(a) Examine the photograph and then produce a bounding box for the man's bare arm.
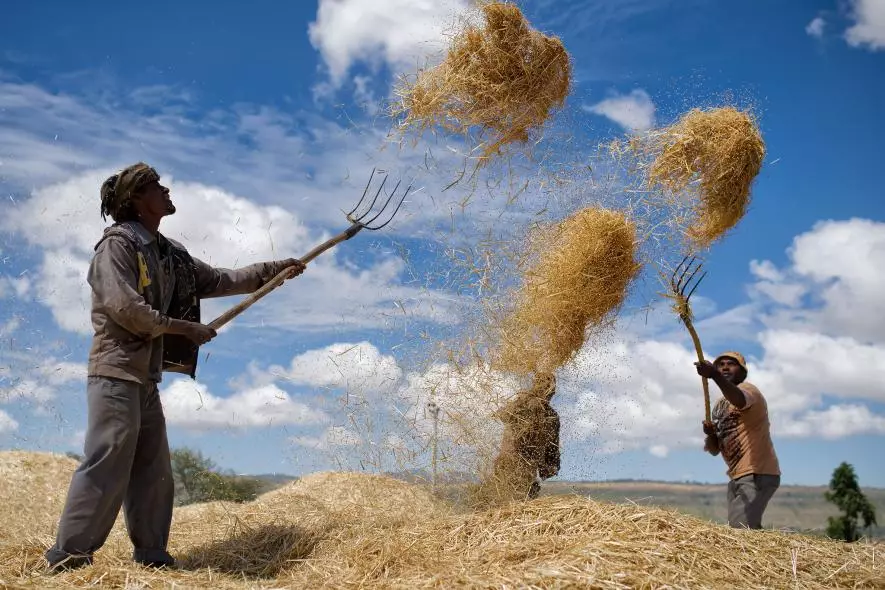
[711,372,747,409]
[704,434,720,456]
[696,360,747,409]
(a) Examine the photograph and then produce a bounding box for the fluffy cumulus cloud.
[161,379,329,431]
[308,0,471,88]
[272,341,403,396]
[583,89,656,132]
[750,217,885,344]
[844,0,885,50]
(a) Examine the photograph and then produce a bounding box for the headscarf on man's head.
[100,162,160,222]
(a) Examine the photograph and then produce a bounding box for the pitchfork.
[664,255,711,422]
[208,168,411,331]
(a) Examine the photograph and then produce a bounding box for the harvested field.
[1,451,882,589]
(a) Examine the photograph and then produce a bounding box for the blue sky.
[1,0,884,488]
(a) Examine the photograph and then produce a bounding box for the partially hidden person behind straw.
[696,351,781,530]
[492,372,561,500]
[45,163,305,572]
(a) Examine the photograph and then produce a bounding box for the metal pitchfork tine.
[208,168,412,331]
[665,255,712,423]
[671,255,707,322]
[345,167,409,230]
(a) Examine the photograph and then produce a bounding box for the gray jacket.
[86,221,289,384]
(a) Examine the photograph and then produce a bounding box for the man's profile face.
[136,180,176,217]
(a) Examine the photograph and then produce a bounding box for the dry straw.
[3,452,882,589]
[391,1,572,165]
[491,206,642,376]
[620,106,766,250]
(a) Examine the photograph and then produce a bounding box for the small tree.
[170,447,262,506]
[824,462,877,542]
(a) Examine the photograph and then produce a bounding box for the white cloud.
[649,445,669,458]
[161,379,329,431]
[758,330,885,404]
[271,341,403,396]
[779,404,885,439]
[806,16,826,39]
[0,356,86,406]
[844,0,885,50]
[752,218,885,344]
[0,409,18,433]
[308,0,471,88]
[584,89,656,132]
[0,276,31,299]
[0,317,21,337]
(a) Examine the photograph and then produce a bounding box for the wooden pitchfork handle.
[681,315,711,423]
[207,222,364,331]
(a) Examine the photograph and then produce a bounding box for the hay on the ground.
[391,1,571,164]
[263,471,446,523]
[0,451,80,542]
[491,206,642,376]
[1,452,882,589]
[622,106,765,249]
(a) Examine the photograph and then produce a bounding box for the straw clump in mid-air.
[2,452,882,589]
[391,1,572,165]
[618,105,766,250]
[491,206,642,377]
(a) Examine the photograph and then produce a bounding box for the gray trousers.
[727,473,780,529]
[45,376,175,566]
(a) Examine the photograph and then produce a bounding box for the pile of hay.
[491,206,642,376]
[392,1,571,164]
[0,451,80,542]
[1,452,882,589]
[621,106,766,249]
[263,471,445,523]
[305,495,884,589]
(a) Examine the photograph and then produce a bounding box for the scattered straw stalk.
[492,206,642,375]
[626,106,765,249]
[392,1,571,164]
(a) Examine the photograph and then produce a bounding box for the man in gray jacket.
[45,162,306,571]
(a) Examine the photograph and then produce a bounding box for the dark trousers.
[45,376,175,566]
[727,473,780,529]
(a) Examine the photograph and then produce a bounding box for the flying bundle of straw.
[630,106,766,249]
[492,207,642,376]
[392,1,571,164]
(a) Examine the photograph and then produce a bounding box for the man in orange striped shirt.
[697,351,781,530]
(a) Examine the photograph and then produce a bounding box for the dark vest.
[95,222,202,378]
